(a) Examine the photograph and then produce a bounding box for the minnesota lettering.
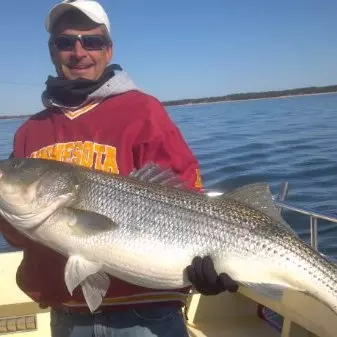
[30,141,119,174]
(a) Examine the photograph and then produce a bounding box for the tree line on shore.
[162,85,337,106]
[1,85,337,119]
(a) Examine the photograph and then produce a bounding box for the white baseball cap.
[46,0,111,35]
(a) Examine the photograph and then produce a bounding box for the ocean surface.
[1,93,337,260]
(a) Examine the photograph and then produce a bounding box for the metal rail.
[206,182,337,251]
[272,182,337,251]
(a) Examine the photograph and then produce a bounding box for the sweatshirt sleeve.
[132,97,203,191]
[0,217,28,248]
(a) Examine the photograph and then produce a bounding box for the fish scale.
[71,166,337,304]
[0,158,337,316]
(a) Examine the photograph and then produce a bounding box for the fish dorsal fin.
[223,183,295,233]
[129,162,184,188]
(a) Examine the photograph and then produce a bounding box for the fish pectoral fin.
[240,281,304,301]
[81,272,110,313]
[66,208,118,235]
[223,183,295,233]
[65,255,103,295]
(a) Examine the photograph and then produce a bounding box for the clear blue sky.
[1,0,337,115]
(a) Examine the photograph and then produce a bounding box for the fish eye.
[10,160,21,169]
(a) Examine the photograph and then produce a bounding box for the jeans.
[50,305,189,337]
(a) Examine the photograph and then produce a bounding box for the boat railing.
[273,182,337,251]
[206,181,337,252]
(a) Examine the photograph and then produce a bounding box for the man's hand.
[186,256,238,295]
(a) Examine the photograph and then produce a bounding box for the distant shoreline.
[165,90,337,108]
[1,85,337,119]
[162,85,337,107]
[0,114,32,120]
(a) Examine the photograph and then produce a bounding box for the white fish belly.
[90,236,193,289]
[35,220,193,289]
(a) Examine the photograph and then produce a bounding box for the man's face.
[50,19,112,81]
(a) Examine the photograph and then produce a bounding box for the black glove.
[186,256,238,295]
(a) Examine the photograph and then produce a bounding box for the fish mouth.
[0,191,51,229]
[0,179,40,216]
[0,165,56,216]
[0,190,76,230]
[0,160,78,230]
[0,190,34,215]
[0,178,62,229]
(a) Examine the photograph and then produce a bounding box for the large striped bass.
[0,157,337,317]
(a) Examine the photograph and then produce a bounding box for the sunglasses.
[51,34,111,51]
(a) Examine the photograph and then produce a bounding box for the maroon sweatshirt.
[1,90,202,309]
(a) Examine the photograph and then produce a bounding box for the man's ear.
[48,42,63,77]
[106,44,113,64]
[48,40,58,65]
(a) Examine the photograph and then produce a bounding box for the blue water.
[1,94,337,260]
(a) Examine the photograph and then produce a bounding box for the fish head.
[0,158,79,230]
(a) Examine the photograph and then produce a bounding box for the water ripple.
[169,93,337,259]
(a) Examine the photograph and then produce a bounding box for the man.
[0,1,238,336]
